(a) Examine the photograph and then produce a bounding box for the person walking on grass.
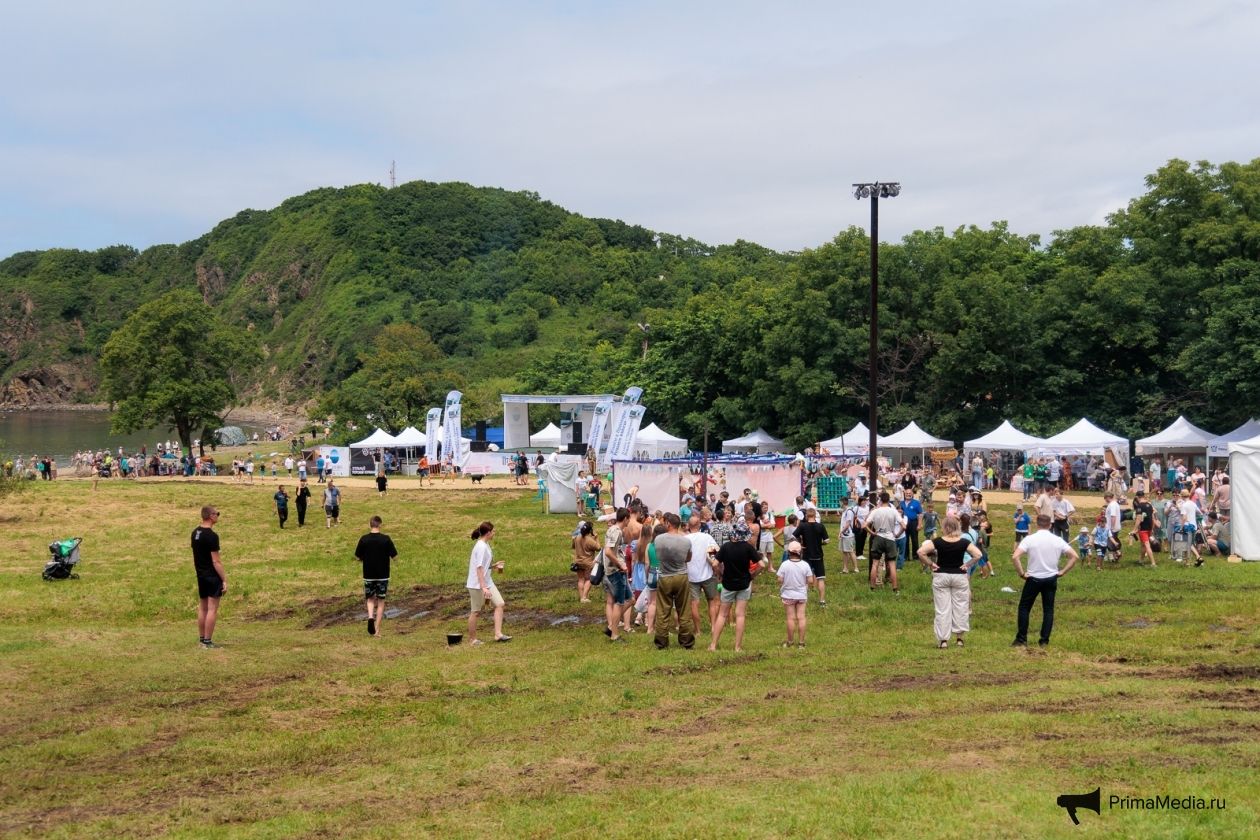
[708,523,765,652]
[572,520,599,602]
[794,507,830,606]
[687,515,720,633]
[918,515,983,649]
[298,457,308,484]
[1132,489,1157,567]
[324,480,341,528]
[866,492,902,595]
[466,521,510,644]
[839,497,860,574]
[375,455,388,497]
[284,455,294,477]
[652,512,694,649]
[1011,514,1079,647]
[295,479,311,527]
[601,508,633,642]
[777,541,814,647]
[355,516,397,637]
[192,505,226,649]
[316,454,326,483]
[245,456,255,485]
[273,485,290,529]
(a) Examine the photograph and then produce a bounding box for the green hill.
[3,158,1260,448]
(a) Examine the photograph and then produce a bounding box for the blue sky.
[1,1,1257,257]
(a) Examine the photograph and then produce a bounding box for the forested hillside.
[2,158,1259,449]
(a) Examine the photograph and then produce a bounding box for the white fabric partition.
[1228,436,1260,560]
[723,463,803,514]
[540,461,581,514]
[612,462,684,515]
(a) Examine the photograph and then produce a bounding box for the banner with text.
[605,404,646,467]
[587,400,613,461]
[442,391,463,465]
[425,408,442,460]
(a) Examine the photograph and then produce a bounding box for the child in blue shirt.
[1091,521,1110,570]
[1014,506,1031,544]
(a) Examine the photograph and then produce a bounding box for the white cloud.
[0,0,1257,256]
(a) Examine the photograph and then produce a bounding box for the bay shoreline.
[0,403,312,427]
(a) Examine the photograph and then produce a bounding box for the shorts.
[1094,546,1107,557]
[806,556,826,579]
[646,567,659,590]
[469,581,505,612]
[689,577,719,602]
[1218,542,1230,554]
[603,570,632,605]
[418,468,429,477]
[197,574,225,599]
[1138,530,1151,544]
[781,598,806,606]
[840,535,855,553]
[363,579,389,599]
[325,505,339,518]
[869,535,898,565]
[720,586,751,603]
[759,535,774,553]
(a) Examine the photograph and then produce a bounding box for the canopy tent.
[819,421,871,455]
[877,421,952,449]
[1227,434,1260,560]
[1135,416,1214,455]
[1208,419,1260,458]
[348,428,399,449]
[1035,418,1129,464]
[722,428,784,454]
[391,426,428,447]
[530,422,563,448]
[963,420,1045,451]
[632,423,690,461]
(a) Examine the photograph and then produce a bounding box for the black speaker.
[566,443,587,455]
[469,440,490,452]
[475,420,487,441]
[571,421,582,444]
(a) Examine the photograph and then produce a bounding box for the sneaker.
[611,637,628,644]
[1010,640,1026,647]
[200,640,222,649]
[1038,640,1049,647]
[818,601,828,608]
[893,589,900,596]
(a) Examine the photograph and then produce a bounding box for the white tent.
[1135,416,1214,455]
[878,421,952,449]
[1208,419,1260,458]
[820,421,871,455]
[722,427,784,454]
[964,420,1045,451]
[391,426,428,447]
[633,423,690,460]
[1227,434,1260,560]
[530,422,562,448]
[1036,418,1129,464]
[349,428,399,449]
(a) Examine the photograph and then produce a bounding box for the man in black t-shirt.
[355,516,398,637]
[1132,490,1156,567]
[793,508,830,607]
[707,537,765,652]
[191,505,226,649]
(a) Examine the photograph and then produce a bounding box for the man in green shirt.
[1022,461,1035,501]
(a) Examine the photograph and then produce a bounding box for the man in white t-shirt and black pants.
[1011,514,1078,647]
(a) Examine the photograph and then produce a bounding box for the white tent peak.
[349,428,399,448]
[1209,418,1260,456]
[636,423,684,442]
[964,420,1045,451]
[392,426,428,446]
[1135,416,1214,453]
[722,427,784,454]
[878,421,952,448]
[820,421,870,454]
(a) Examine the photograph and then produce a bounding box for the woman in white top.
[466,521,511,644]
[758,505,776,562]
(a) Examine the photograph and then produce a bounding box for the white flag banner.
[442,391,463,465]
[605,404,646,465]
[601,387,643,470]
[425,408,442,460]
[587,400,613,460]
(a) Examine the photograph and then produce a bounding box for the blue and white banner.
[442,391,463,464]
[425,408,442,460]
[605,404,646,466]
[587,400,613,459]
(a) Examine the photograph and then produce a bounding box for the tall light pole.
[853,182,900,486]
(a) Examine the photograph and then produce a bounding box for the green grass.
[1,479,1258,838]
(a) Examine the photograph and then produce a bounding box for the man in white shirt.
[1177,490,1202,564]
[1103,492,1124,561]
[865,492,904,594]
[1011,514,1078,646]
[686,516,719,632]
[1051,487,1075,540]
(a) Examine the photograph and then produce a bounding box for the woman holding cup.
[467,521,511,644]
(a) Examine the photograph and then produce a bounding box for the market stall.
[721,428,784,455]
[632,423,690,460]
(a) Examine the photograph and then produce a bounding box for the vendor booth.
[633,423,690,460]
[722,428,785,455]
[820,421,870,456]
[1227,434,1260,560]
[1135,416,1214,472]
[302,445,350,478]
[349,428,399,475]
[1035,418,1129,466]
[963,421,1046,485]
[613,456,802,517]
[1208,419,1260,460]
[878,421,953,466]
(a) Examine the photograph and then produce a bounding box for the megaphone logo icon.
[1057,787,1101,825]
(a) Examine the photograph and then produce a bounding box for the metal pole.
[868,192,879,488]
[701,420,709,500]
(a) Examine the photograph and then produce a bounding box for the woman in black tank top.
[917,515,983,648]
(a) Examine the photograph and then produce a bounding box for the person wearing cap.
[707,520,767,652]
[776,540,815,647]
[1013,505,1031,544]
[1076,525,1092,562]
[1132,489,1157,567]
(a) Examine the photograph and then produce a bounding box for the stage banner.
[442,391,463,464]
[425,408,442,460]
[604,387,644,468]
[587,400,613,460]
[605,404,646,468]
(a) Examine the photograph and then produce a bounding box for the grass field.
[1,478,1258,838]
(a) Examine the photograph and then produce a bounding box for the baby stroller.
[43,538,82,581]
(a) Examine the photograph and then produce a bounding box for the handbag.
[589,559,605,587]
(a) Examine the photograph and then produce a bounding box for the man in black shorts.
[355,516,398,637]
[866,492,903,595]
[793,507,830,607]
[192,505,226,649]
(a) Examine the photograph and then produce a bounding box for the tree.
[100,290,263,451]
[319,323,468,434]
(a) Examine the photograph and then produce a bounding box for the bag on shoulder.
[589,559,605,587]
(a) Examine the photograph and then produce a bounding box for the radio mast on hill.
[390,161,396,188]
